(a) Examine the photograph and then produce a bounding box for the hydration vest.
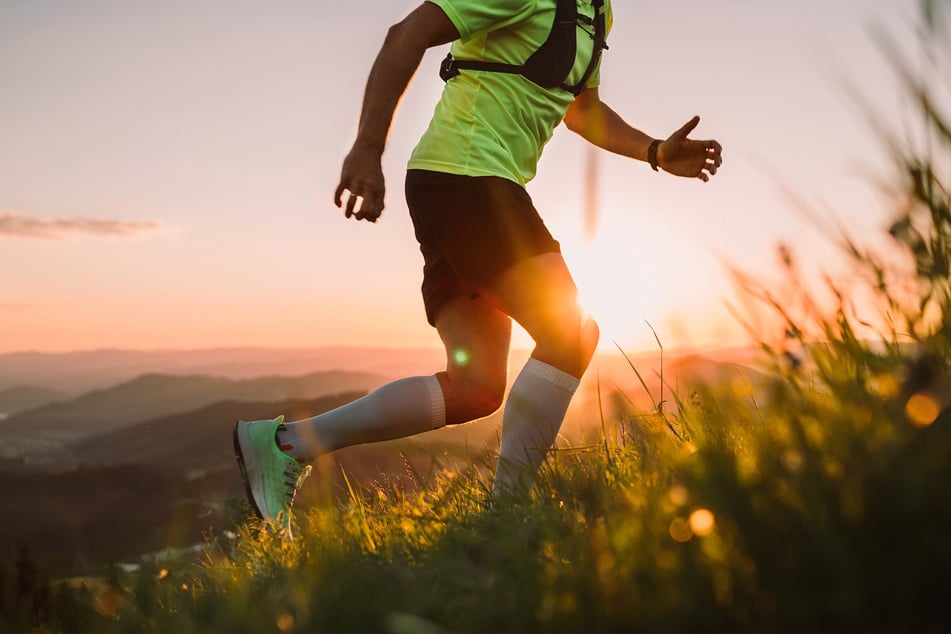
[439,0,608,96]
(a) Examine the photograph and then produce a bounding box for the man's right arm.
[334,3,460,222]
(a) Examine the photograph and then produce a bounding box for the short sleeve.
[426,0,537,39]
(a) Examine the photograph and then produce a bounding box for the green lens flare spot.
[453,348,470,366]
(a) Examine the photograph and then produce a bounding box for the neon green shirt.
[408,0,613,186]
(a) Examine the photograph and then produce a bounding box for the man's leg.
[432,294,513,425]
[236,293,511,525]
[278,293,511,462]
[486,252,600,496]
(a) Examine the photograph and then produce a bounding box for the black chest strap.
[439,0,607,96]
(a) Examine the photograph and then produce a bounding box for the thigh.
[486,251,598,377]
[405,169,561,312]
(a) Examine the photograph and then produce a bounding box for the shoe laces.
[282,461,312,505]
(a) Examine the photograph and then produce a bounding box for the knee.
[452,384,504,424]
[441,374,505,424]
[581,316,600,365]
[534,314,600,378]
[568,315,600,376]
[470,384,505,419]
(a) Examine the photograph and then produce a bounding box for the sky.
[0,0,942,355]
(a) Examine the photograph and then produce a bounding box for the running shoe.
[233,415,311,536]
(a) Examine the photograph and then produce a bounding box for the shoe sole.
[233,421,266,520]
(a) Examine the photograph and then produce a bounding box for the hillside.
[69,392,367,471]
[0,370,387,441]
[0,391,504,569]
[0,393,378,567]
[0,347,445,394]
[666,353,774,392]
[0,384,69,416]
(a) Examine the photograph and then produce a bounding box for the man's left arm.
[563,87,723,182]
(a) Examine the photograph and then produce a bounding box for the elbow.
[384,20,412,48]
[563,109,586,135]
[563,115,581,134]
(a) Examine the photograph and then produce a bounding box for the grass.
[7,5,951,633]
[15,354,948,633]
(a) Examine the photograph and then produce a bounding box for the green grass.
[8,5,951,633]
[15,357,948,633]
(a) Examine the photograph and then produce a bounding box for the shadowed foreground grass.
[16,346,949,633]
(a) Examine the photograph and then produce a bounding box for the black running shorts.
[405,169,561,326]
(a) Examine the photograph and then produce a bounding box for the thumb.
[670,115,701,140]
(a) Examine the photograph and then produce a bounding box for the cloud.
[0,210,162,239]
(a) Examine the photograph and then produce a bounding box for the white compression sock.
[277,375,446,464]
[493,358,580,497]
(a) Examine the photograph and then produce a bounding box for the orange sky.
[0,0,938,355]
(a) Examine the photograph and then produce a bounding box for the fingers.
[671,115,701,140]
[660,115,723,183]
[700,140,723,181]
[345,191,361,218]
[707,141,723,167]
[336,187,383,222]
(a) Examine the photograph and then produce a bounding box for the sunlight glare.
[559,210,716,351]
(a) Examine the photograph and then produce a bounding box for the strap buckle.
[439,53,459,82]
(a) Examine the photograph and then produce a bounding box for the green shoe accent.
[233,415,312,535]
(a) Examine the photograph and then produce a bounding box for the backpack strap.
[562,0,607,95]
[439,0,608,95]
[439,55,521,81]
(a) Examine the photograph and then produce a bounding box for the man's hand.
[657,116,723,182]
[331,3,458,224]
[334,145,385,222]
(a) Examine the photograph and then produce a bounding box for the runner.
[235,0,723,532]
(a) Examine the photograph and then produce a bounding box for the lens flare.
[453,348,470,366]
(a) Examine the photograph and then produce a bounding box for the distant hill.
[666,354,773,390]
[69,392,367,472]
[0,392,492,568]
[0,393,367,566]
[0,370,387,443]
[0,347,445,394]
[0,463,196,566]
[0,385,68,416]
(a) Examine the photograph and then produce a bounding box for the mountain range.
[0,370,387,442]
[0,345,776,570]
[0,346,446,394]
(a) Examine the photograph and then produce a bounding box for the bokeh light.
[276,613,296,632]
[906,393,940,428]
[781,449,804,472]
[668,484,689,507]
[669,517,692,543]
[688,509,716,537]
